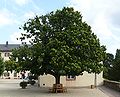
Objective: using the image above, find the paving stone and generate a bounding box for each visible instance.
[0,79,108,97]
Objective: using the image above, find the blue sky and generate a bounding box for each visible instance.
[0,0,120,55]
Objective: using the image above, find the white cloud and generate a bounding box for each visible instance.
[92,13,112,37]
[14,0,30,6]
[10,31,21,44]
[0,8,20,27]
[0,9,14,26]
[24,11,35,19]
[68,0,120,54]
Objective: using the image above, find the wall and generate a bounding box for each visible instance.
[38,71,103,87]
[104,80,120,91]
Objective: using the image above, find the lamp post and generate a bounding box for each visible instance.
[94,72,97,88]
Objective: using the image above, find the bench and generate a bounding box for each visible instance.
[49,84,67,93]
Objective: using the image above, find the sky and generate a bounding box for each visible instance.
[0,0,120,55]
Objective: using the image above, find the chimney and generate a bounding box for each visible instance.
[6,41,8,46]
[22,42,26,45]
[20,42,26,46]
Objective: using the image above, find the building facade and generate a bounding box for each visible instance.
[0,41,28,79]
[38,72,103,87]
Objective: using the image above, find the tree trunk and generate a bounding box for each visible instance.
[55,75,60,84]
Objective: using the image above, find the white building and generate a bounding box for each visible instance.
[38,72,103,87]
[0,41,27,79]
[0,41,104,87]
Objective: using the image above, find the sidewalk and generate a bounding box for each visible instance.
[99,86,120,97]
[0,79,108,97]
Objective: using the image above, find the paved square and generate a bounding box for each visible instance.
[0,79,108,97]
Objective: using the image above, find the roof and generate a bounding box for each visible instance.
[0,44,20,52]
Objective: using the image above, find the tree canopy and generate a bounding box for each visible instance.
[12,7,106,84]
[4,60,20,73]
[103,53,114,79]
[110,49,120,81]
[103,50,120,82]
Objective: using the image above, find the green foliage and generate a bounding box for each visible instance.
[0,54,4,76]
[4,60,20,73]
[12,7,106,84]
[103,50,120,81]
[110,49,120,81]
[103,53,114,79]
[10,46,31,72]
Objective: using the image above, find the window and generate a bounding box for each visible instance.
[28,72,32,76]
[4,52,10,57]
[4,72,10,77]
[14,72,17,77]
[66,75,76,81]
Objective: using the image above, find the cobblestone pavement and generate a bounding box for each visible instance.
[0,79,109,97]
